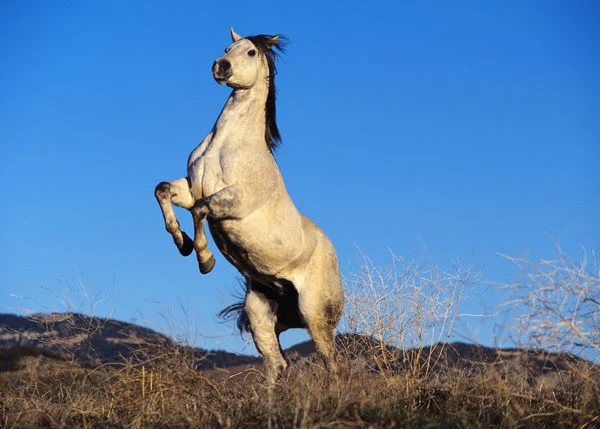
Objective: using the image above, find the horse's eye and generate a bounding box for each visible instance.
[248,49,256,57]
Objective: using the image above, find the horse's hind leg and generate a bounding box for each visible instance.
[245,289,288,384]
[303,309,340,375]
[154,178,196,257]
[298,275,343,375]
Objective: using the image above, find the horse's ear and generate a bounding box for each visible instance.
[230,27,242,42]
[266,35,280,48]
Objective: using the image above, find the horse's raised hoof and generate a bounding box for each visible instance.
[199,255,216,274]
[178,232,194,257]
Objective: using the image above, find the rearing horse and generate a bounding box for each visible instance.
[155,28,343,381]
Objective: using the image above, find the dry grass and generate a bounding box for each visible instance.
[1,343,598,428]
[1,246,599,428]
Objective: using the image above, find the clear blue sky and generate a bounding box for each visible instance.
[1,1,598,354]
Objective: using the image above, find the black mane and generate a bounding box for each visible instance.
[245,34,287,153]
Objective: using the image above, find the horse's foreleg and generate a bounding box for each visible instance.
[191,209,215,274]
[189,185,241,273]
[192,185,243,220]
[245,289,288,384]
[154,178,195,256]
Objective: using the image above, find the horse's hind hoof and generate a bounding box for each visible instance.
[199,255,215,274]
[178,232,194,257]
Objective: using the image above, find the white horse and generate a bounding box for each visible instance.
[155,28,343,382]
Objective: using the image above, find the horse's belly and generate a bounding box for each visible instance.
[209,212,303,276]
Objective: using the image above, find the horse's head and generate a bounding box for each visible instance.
[212,28,284,89]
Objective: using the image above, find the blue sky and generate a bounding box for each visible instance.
[1,1,598,354]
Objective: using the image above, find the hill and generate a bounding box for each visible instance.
[1,312,592,386]
[0,312,259,370]
[1,313,598,427]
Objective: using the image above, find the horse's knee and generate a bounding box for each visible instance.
[192,199,209,219]
[155,182,170,200]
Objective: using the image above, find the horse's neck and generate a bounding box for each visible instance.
[214,81,268,149]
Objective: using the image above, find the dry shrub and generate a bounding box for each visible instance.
[341,250,478,376]
[500,242,600,359]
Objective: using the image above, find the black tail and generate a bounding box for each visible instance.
[219,301,250,335]
[218,278,250,336]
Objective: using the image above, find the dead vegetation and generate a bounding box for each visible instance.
[1,246,599,428]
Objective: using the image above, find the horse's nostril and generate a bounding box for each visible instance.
[219,59,231,72]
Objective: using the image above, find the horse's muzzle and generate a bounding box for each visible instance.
[212,60,232,84]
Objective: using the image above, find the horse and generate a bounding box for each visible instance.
[154,28,343,382]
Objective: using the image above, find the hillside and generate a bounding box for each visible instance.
[1,312,594,395]
[1,313,588,378]
[0,312,259,370]
[1,313,598,428]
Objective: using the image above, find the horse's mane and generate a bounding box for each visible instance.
[245,34,287,153]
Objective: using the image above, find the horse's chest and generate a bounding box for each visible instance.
[188,154,226,199]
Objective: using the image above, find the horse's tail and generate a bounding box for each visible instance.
[218,278,250,335]
[219,301,250,335]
